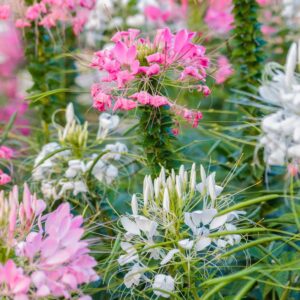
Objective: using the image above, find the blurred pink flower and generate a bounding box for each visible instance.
[144,0,187,26]
[0,146,14,159]
[0,170,11,185]
[0,4,10,20]
[204,0,233,34]
[215,56,234,84]
[0,20,29,135]
[12,0,95,35]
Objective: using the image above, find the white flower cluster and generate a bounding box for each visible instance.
[259,42,300,166]
[117,165,245,298]
[32,104,127,200]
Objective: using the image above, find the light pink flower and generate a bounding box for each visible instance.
[20,203,99,298]
[0,185,98,299]
[0,260,30,297]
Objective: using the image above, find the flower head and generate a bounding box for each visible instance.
[114,164,246,298]
[90,28,212,129]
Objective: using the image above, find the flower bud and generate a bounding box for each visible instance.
[131,194,138,215]
[163,188,170,213]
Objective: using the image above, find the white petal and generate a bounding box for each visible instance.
[195,237,211,251]
[163,188,170,212]
[120,217,140,235]
[160,249,179,265]
[178,239,194,250]
[131,194,138,215]
[209,214,228,230]
[200,208,218,225]
[285,42,297,86]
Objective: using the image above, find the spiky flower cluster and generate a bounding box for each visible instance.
[90,28,211,128]
[11,0,95,35]
[32,103,127,200]
[116,165,245,298]
[0,184,98,299]
[258,43,300,168]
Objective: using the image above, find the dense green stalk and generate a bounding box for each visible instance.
[139,105,177,176]
[232,0,265,90]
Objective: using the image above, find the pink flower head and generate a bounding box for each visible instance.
[0,5,10,20]
[113,98,137,111]
[0,146,14,159]
[0,260,30,297]
[90,27,210,126]
[20,203,99,297]
[215,55,234,84]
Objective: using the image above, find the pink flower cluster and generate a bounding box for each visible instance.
[14,0,95,35]
[215,56,234,84]
[0,184,98,299]
[90,28,211,128]
[204,0,233,35]
[144,0,188,25]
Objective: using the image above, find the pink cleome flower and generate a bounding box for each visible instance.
[0,185,98,299]
[90,28,212,128]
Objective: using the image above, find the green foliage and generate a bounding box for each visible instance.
[24,27,77,124]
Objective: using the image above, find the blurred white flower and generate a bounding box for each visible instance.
[124,263,144,288]
[258,42,300,168]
